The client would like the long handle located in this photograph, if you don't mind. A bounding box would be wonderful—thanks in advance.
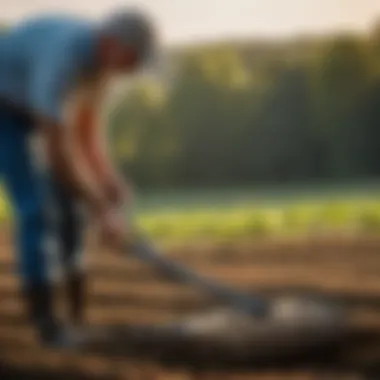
[125,236,269,318]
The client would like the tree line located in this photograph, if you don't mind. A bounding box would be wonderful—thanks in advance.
[110,21,380,189]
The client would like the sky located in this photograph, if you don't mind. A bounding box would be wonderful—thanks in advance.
[2,0,380,45]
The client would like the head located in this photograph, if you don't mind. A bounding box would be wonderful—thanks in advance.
[97,8,157,75]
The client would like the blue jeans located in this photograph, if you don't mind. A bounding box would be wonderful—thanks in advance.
[0,110,85,288]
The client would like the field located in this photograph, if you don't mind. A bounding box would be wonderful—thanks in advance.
[1,231,380,379]
[1,184,380,379]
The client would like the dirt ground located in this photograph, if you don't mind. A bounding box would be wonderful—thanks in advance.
[1,227,380,380]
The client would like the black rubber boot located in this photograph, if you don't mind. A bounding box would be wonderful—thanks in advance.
[22,282,65,347]
[66,272,86,326]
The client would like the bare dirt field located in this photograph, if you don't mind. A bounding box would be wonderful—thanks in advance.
[1,227,380,380]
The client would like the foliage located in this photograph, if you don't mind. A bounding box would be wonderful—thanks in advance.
[135,198,380,243]
[129,182,380,242]
[110,22,380,189]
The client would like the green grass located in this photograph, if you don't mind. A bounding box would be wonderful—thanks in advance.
[2,181,380,242]
[135,200,380,243]
[0,190,10,222]
[132,181,380,242]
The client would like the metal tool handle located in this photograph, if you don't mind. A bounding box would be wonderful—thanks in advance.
[121,200,268,317]
[124,235,269,317]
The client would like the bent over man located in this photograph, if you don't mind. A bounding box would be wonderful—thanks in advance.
[0,8,156,347]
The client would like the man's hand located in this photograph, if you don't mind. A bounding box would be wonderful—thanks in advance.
[96,206,126,249]
[103,177,131,207]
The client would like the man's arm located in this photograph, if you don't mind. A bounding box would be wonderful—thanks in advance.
[70,80,128,206]
[37,113,108,216]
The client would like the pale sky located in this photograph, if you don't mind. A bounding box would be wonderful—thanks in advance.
[2,0,380,44]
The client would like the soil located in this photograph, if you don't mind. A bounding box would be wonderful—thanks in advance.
[1,227,380,380]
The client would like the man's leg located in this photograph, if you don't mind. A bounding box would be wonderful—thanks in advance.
[49,178,87,327]
[0,114,62,345]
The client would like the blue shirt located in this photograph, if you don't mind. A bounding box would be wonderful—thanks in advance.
[0,15,97,124]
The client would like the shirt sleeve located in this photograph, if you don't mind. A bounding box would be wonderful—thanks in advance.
[29,39,82,124]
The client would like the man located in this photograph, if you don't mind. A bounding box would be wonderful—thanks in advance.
[0,8,156,347]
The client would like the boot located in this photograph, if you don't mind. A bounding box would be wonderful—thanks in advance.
[22,282,64,347]
[66,272,86,327]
